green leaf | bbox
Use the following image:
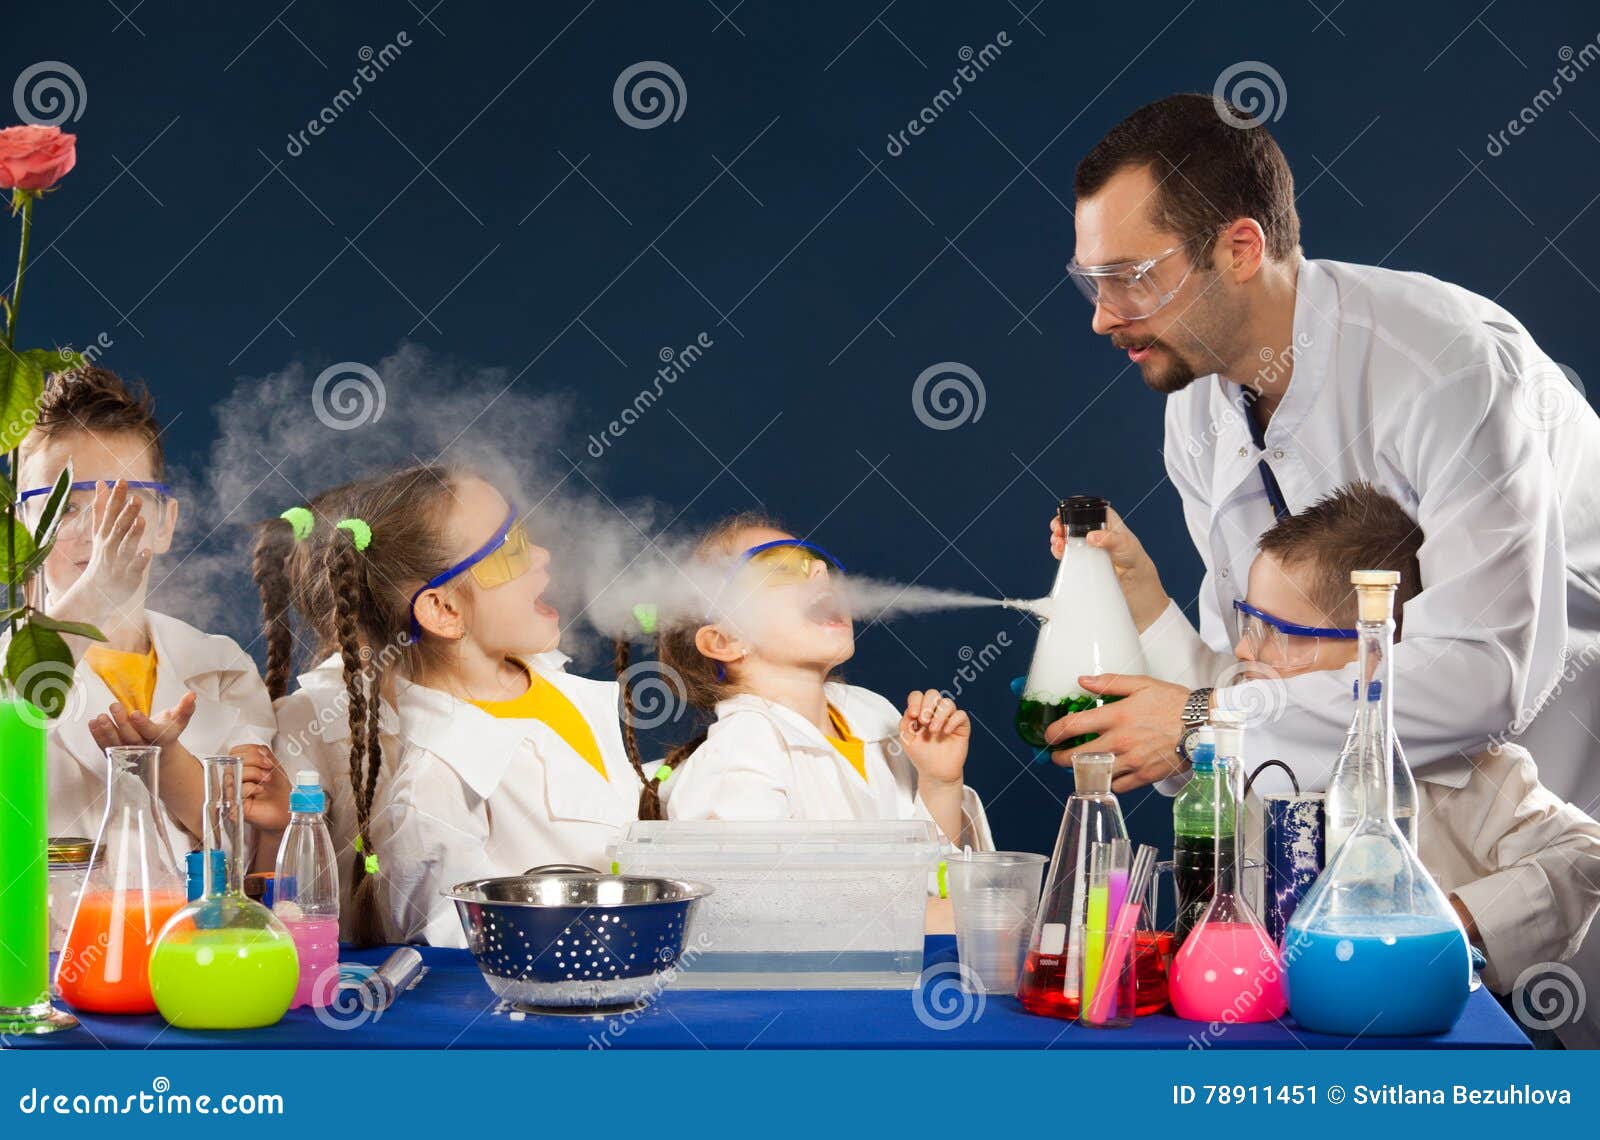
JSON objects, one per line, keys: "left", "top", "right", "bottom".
{"left": 5, "top": 618, "right": 75, "bottom": 719}
{"left": 29, "top": 463, "right": 72, "bottom": 547}
{"left": 0, "top": 347, "right": 45, "bottom": 453}
{"left": 0, "top": 515, "right": 37, "bottom": 586}
{"left": 23, "top": 610, "right": 103, "bottom": 641}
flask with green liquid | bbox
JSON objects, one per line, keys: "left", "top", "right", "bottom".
{"left": 1015, "top": 496, "right": 1148, "bottom": 750}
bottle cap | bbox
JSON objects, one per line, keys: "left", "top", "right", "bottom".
{"left": 1058, "top": 495, "right": 1109, "bottom": 538}
{"left": 290, "top": 772, "right": 326, "bottom": 814}
{"left": 1072, "top": 752, "right": 1115, "bottom": 794}
{"left": 1190, "top": 725, "right": 1216, "bottom": 772}
{"left": 1351, "top": 569, "right": 1399, "bottom": 623}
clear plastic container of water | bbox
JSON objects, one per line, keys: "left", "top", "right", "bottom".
{"left": 607, "top": 820, "right": 940, "bottom": 989}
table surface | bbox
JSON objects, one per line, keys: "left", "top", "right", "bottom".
{"left": 17, "top": 938, "right": 1530, "bottom": 1050}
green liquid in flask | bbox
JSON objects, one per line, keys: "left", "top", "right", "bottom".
{"left": 149, "top": 926, "right": 299, "bottom": 1029}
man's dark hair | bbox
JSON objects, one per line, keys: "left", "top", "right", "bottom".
{"left": 1075, "top": 92, "right": 1301, "bottom": 263}
{"left": 31, "top": 364, "right": 165, "bottom": 478}
{"left": 1257, "top": 482, "right": 1422, "bottom": 634}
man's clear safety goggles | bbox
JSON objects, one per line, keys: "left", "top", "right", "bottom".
{"left": 1066, "top": 241, "right": 1200, "bottom": 321}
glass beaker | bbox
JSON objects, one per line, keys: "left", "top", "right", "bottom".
{"left": 56, "top": 746, "right": 187, "bottom": 1015}
{"left": 148, "top": 755, "right": 298, "bottom": 1029}
{"left": 1285, "top": 572, "right": 1471, "bottom": 1036}
{"left": 1015, "top": 496, "right": 1148, "bottom": 749}
{"left": 1168, "top": 721, "right": 1287, "bottom": 1024}
{"left": 1017, "top": 752, "right": 1128, "bottom": 1018}
{"left": 0, "top": 695, "right": 78, "bottom": 1035}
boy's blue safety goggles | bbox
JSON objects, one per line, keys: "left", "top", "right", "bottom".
{"left": 407, "top": 508, "right": 534, "bottom": 640}
{"left": 1232, "top": 598, "right": 1356, "bottom": 669}
{"left": 16, "top": 480, "right": 173, "bottom": 535}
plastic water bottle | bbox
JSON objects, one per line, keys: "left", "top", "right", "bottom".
{"left": 273, "top": 771, "right": 341, "bottom": 1009}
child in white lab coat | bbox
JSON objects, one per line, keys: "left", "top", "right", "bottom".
{"left": 641, "top": 513, "right": 991, "bottom": 849}
{"left": 268, "top": 464, "right": 655, "bottom": 946}
{"left": 1116, "top": 482, "right": 1600, "bottom": 1001}
{"left": 20, "top": 365, "right": 283, "bottom": 865}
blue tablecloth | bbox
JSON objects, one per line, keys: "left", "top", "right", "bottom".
{"left": 19, "top": 937, "right": 1529, "bottom": 1049}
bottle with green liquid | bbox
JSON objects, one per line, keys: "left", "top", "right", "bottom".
{"left": 1015, "top": 496, "right": 1148, "bottom": 749}
{"left": 148, "top": 755, "right": 298, "bottom": 1029}
{"left": 1172, "top": 727, "right": 1237, "bottom": 946}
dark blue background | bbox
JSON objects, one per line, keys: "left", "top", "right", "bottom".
{"left": 9, "top": 0, "right": 1599, "bottom": 863}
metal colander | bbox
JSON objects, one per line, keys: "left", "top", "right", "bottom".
{"left": 446, "top": 866, "right": 711, "bottom": 1013}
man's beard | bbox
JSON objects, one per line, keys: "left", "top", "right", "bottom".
{"left": 1137, "top": 343, "right": 1202, "bottom": 394}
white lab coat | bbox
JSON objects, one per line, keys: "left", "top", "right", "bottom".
{"left": 44, "top": 610, "right": 277, "bottom": 863}
{"left": 663, "top": 683, "right": 994, "bottom": 851}
{"left": 1162, "top": 258, "right": 1600, "bottom": 812}
{"left": 277, "top": 652, "right": 642, "bottom": 947}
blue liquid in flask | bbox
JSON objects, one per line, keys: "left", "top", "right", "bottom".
{"left": 1285, "top": 914, "right": 1469, "bottom": 1036}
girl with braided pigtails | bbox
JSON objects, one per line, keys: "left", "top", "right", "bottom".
{"left": 268, "top": 464, "right": 652, "bottom": 946}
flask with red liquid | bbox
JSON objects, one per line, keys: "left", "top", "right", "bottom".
{"left": 56, "top": 745, "right": 187, "bottom": 1014}
{"left": 1017, "top": 753, "right": 1128, "bottom": 1018}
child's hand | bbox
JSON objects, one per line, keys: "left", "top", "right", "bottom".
{"left": 68, "top": 481, "right": 152, "bottom": 615}
{"left": 1049, "top": 505, "right": 1169, "bottom": 631}
{"left": 898, "top": 688, "right": 970, "bottom": 787}
{"left": 232, "top": 743, "right": 290, "bottom": 834}
{"left": 90, "top": 692, "right": 196, "bottom": 749}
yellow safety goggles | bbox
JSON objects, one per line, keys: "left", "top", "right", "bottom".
{"left": 409, "top": 510, "right": 535, "bottom": 638}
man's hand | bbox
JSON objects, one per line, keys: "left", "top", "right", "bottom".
{"left": 1048, "top": 505, "right": 1170, "bottom": 631}
{"left": 1044, "top": 673, "right": 1190, "bottom": 792}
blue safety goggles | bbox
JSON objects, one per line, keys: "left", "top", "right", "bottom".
{"left": 1232, "top": 598, "right": 1357, "bottom": 640}
{"left": 17, "top": 479, "right": 172, "bottom": 505}
{"left": 1232, "top": 598, "right": 1355, "bottom": 669}
{"left": 407, "top": 508, "right": 533, "bottom": 640}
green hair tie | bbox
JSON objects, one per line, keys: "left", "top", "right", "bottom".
{"left": 936, "top": 859, "right": 949, "bottom": 900}
{"left": 336, "top": 517, "right": 373, "bottom": 552}
{"left": 364, "top": 853, "right": 380, "bottom": 876}
{"left": 279, "top": 506, "right": 314, "bottom": 542}
{"left": 632, "top": 602, "right": 659, "bottom": 635}
{"left": 353, "top": 835, "right": 365, "bottom": 853}
{"left": 652, "top": 763, "right": 673, "bottom": 784}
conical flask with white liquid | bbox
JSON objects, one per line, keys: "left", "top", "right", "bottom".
{"left": 1015, "top": 497, "right": 1148, "bottom": 750}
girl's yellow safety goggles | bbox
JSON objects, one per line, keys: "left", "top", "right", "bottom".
{"left": 408, "top": 509, "right": 535, "bottom": 639}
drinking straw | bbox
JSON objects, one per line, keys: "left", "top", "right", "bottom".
{"left": 1086, "top": 844, "right": 1159, "bottom": 1024}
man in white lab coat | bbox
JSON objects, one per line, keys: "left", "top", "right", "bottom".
{"left": 1041, "top": 93, "right": 1600, "bottom": 1045}
{"left": 1045, "top": 92, "right": 1600, "bottom": 817}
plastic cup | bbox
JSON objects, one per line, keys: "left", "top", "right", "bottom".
{"left": 946, "top": 851, "right": 1047, "bottom": 995}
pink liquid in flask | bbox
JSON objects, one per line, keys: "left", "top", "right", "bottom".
{"left": 282, "top": 916, "right": 340, "bottom": 1008}
{"left": 1168, "top": 921, "right": 1287, "bottom": 1023}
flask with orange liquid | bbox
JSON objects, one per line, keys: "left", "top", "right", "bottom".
{"left": 56, "top": 745, "right": 187, "bottom": 1014}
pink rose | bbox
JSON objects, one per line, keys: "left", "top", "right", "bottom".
{"left": 0, "top": 125, "right": 77, "bottom": 191}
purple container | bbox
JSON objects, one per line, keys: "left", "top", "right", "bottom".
{"left": 1262, "top": 792, "right": 1324, "bottom": 944}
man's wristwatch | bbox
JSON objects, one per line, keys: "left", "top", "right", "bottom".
{"left": 1176, "top": 686, "right": 1214, "bottom": 763}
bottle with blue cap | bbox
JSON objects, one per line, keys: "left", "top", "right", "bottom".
{"left": 273, "top": 770, "right": 341, "bottom": 1009}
